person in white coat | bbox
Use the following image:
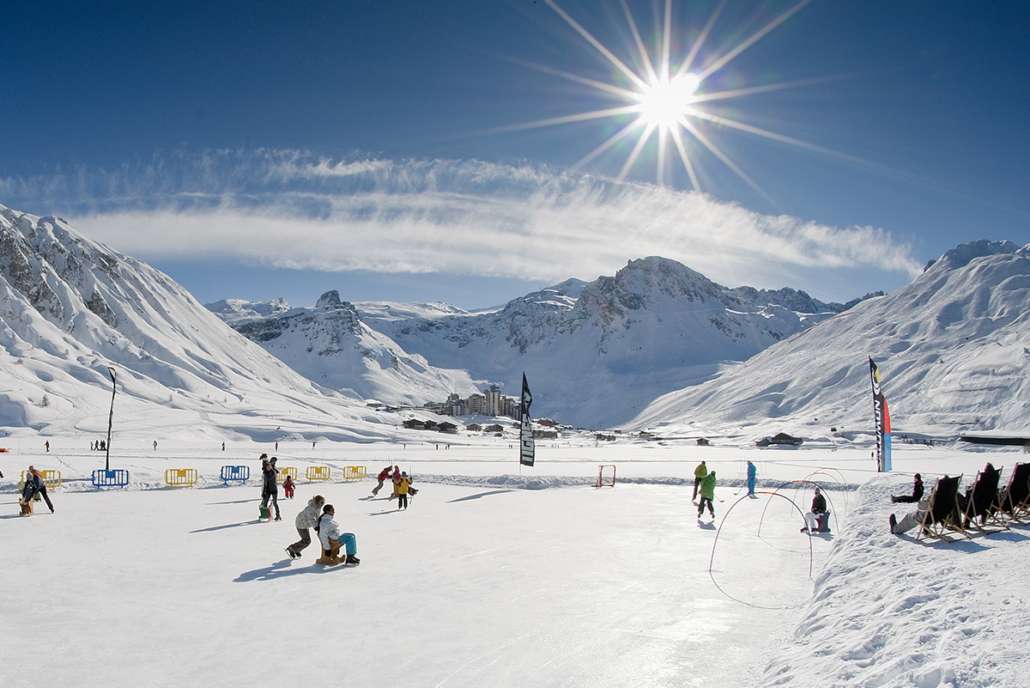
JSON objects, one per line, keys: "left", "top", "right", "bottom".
{"left": 316, "top": 505, "right": 359, "bottom": 566}
{"left": 286, "top": 495, "right": 325, "bottom": 559}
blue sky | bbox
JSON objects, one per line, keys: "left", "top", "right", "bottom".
{"left": 2, "top": 0, "right": 1029, "bottom": 307}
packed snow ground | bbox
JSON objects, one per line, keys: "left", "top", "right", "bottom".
{"left": 765, "top": 476, "right": 1029, "bottom": 688}
{"left": 3, "top": 481, "right": 833, "bottom": 688}
{"left": 2, "top": 443, "right": 1025, "bottom": 687}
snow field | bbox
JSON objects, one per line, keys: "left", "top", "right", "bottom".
{"left": 763, "top": 476, "right": 1029, "bottom": 688}
{"left": 2, "top": 480, "right": 835, "bottom": 688}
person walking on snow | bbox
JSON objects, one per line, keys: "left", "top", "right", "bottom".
{"left": 283, "top": 474, "right": 295, "bottom": 499}
{"left": 260, "top": 456, "right": 281, "bottom": 521}
{"left": 44, "top": 441, "right": 50, "bottom": 453}
{"left": 697, "top": 471, "right": 716, "bottom": 520}
{"left": 692, "top": 461, "right": 708, "bottom": 502}
{"left": 287, "top": 495, "right": 325, "bottom": 559}
{"left": 316, "top": 504, "right": 359, "bottom": 565}
{"left": 746, "top": 461, "right": 757, "bottom": 497}
{"left": 372, "top": 465, "right": 393, "bottom": 496}
{"left": 396, "top": 472, "right": 412, "bottom": 510}
{"left": 891, "top": 474, "right": 924, "bottom": 503}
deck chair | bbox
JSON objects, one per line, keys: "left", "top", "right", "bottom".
{"left": 996, "top": 462, "right": 1030, "bottom": 522}
{"left": 917, "top": 475, "right": 967, "bottom": 541}
{"left": 961, "top": 466, "right": 1006, "bottom": 531}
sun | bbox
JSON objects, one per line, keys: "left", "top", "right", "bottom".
{"left": 637, "top": 73, "right": 701, "bottom": 130}
{"left": 502, "top": 0, "right": 838, "bottom": 194}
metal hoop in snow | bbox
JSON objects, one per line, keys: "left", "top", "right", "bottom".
{"left": 707, "top": 490, "right": 814, "bottom": 611}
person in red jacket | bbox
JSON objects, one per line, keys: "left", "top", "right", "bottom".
{"left": 283, "top": 474, "right": 295, "bottom": 499}
{"left": 371, "top": 465, "right": 393, "bottom": 496}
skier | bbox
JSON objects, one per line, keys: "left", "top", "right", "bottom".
{"left": 283, "top": 474, "right": 295, "bottom": 499}
{"left": 697, "top": 471, "right": 716, "bottom": 520}
{"left": 396, "top": 471, "right": 412, "bottom": 510}
{"left": 802, "top": 488, "right": 828, "bottom": 533}
{"left": 692, "top": 460, "right": 708, "bottom": 502}
{"left": 316, "top": 504, "right": 360, "bottom": 566}
{"left": 287, "top": 494, "right": 325, "bottom": 559}
{"left": 371, "top": 465, "right": 393, "bottom": 496}
{"left": 746, "top": 461, "right": 757, "bottom": 497}
{"left": 260, "top": 456, "right": 281, "bottom": 521}
{"left": 891, "top": 474, "right": 924, "bottom": 503}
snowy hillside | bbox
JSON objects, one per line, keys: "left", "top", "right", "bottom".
{"left": 356, "top": 257, "right": 865, "bottom": 427}
{"left": 633, "top": 240, "right": 1030, "bottom": 437}
{"left": 0, "top": 203, "right": 409, "bottom": 441}
{"left": 211, "top": 290, "right": 480, "bottom": 406}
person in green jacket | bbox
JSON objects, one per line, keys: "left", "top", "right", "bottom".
{"left": 692, "top": 461, "right": 708, "bottom": 501}
{"left": 698, "top": 471, "right": 716, "bottom": 519}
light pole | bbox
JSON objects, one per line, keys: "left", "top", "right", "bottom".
{"left": 105, "top": 366, "right": 117, "bottom": 472}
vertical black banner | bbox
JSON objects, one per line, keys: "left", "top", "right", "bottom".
{"left": 519, "top": 372, "right": 535, "bottom": 467}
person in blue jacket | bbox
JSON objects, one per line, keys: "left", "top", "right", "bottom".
{"left": 746, "top": 461, "right": 757, "bottom": 497}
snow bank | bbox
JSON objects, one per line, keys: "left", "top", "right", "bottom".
{"left": 763, "top": 476, "right": 1028, "bottom": 688}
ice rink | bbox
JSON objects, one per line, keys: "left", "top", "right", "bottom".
{"left": 3, "top": 478, "right": 835, "bottom": 688}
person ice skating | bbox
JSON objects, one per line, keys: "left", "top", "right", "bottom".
{"left": 283, "top": 474, "right": 295, "bottom": 499}
{"left": 692, "top": 461, "right": 708, "bottom": 501}
{"left": 746, "top": 461, "right": 757, "bottom": 497}
{"left": 260, "top": 456, "right": 281, "bottom": 521}
{"left": 396, "top": 471, "right": 412, "bottom": 510}
{"left": 891, "top": 474, "right": 924, "bottom": 503}
{"left": 20, "top": 466, "right": 54, "bottom": 515}
{"left": 316, "top": 505, "right": 360, "bottom": 566}
{"left": 153, "top": 440, "right": 158, "bottom": 452}
{"left": 221, "top": 441, "right": 226, "bottom": 452}
{"left": 372, "top": 465, "right": 393, "bottom": 496}
{"left": 389, "top": 465, "right": 402, "bottom": 500}
{"left": 697, "top": 471, "right": 716, "bottom": 519}
{"left": 802, "top": 488, "right": 828, "bottom": 534}
{"left": 44, "top": 441, "right": 50, "bottom": 453}
{"left": 287, "top": 494, "right": 325, "bottom": 559}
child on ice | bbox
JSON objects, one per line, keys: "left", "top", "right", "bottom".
{"left": 697, "top": 471, "right": 716, "bottom": 520}
{"left": 316, "top": 504, "right": 360, "bottom": 566}
{"left": 283, "top": 474, "right": 295, "bottom": 499}
{"left": 396, "top": 472, "right": 412, "bottom": 510}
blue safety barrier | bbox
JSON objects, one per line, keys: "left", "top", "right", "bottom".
{"left": 220, "top": 465, "right": 250, "bottom": 486}
{"left": 92, "top": 469, "right": 130, "bottom": 489}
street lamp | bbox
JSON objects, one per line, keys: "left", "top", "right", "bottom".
{"left": 105, "top": 366, "right": 117, "bottom": 471}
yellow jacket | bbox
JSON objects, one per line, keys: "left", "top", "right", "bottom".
{"left": 396, "top": 477, "right": 412, "bottom": 495}
{"left": 693, "top": 463, "right": 708, "bottom": 479}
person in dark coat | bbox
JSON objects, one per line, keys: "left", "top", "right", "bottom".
{"left": 260, "top": 455, "right": 281, "bottom": 521}
{"left": 802, "top": 488, "right": 828, "bottom": 533}
{"left": 891, "top": 474, "right": 924, "bottom": 503}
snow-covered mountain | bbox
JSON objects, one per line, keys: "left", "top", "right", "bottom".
{"left": 211, "top": 290, "right": 479, "bottom": 406}
{"left": 0, "top": 203, "right": 408, "bottom": 441}
{"left": 351, "top": 257, "right": 868, "bottom": 427}
{"left": 632, "top": 240, "right": 1030, "bottom": 438}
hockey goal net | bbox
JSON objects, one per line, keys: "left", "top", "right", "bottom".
{"left": 596, "top": 464, "right": 616, "bottom": 488}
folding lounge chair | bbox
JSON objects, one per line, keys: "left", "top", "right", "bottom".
{"left": 961, "top": 467, "right": 1006, "bottom": 531}
{"left": 996, "top": 462, "right": 1030, "bottom": 522}
{"left": 917, "top": 475, "right": 967, "bottom": 541}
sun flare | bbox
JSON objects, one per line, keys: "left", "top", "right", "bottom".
{"left": 636, "top": 73, "right": 701, "bottom": 130}
{"left": 507, "top": 0, "right": 829, "bottom": 194}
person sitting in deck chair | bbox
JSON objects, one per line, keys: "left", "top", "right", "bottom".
{"left": 891, "top": 473, "right": 924, "bottom": 503}
{"left": 802, "top": 488, "right": 829, "bottom": 533}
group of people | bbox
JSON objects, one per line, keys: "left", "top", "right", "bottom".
{"left": 691, "top": 459, "right": 830, "bottom": 534}
{"left": 888, "top": 464, "right": 1004, "bottom": 535}
{"left": 17, "top": 465, "right": 55, "bottom": 516}
{"left": 89, "top": 439, "right": 108, "bottom": 451}
{"left": 371, "top": 465, "right": 416, "bottom": 510}
{"left": 285, "top": 494, "right": 359, "bottom": 566}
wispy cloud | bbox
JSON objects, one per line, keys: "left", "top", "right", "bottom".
{"left": 0, "top": 149, "right": 921, "bottom": 293}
